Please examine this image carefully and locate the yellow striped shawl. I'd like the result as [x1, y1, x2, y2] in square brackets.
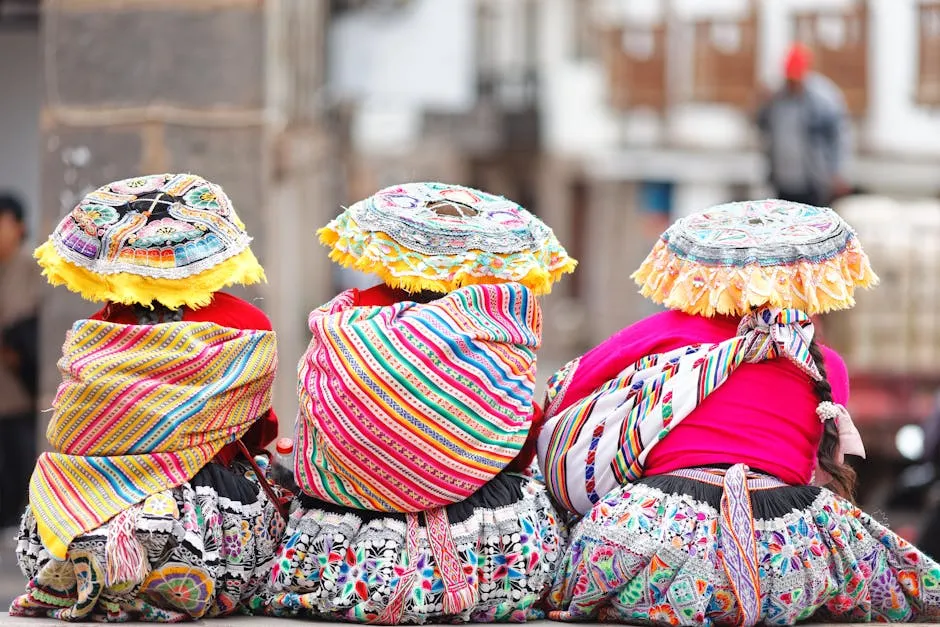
[30, 320, 277, 560]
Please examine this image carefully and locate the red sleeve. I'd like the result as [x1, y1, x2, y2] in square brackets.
[182, 292, 273, 331]
[355, 284, 413, 307]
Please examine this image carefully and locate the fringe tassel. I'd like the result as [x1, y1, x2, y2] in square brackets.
[105, 505, 150, 588]
[374, 513, 422, 625]
[35, 241, 266, 310]
[631, 236, 878, 317]
[424, 507, 478, 615]
[441, 582, 477, 615]
[318, 222, 577, 297]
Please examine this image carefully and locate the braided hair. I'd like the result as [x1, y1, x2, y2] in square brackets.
[408, 290, 447, 304]
[808, 339, 857, 502]
[132, 303, 184, 325]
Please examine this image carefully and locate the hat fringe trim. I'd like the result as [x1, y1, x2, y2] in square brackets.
[632, 237, 879, 317]
[35, 240, 266, 310]
[319, 226, 577, 296]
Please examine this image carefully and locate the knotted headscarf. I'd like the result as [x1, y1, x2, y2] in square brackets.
[537, 307, 863, 515]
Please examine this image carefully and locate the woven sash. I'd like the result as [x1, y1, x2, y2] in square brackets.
[30, 320, 277, 559]
[537, 308, 818, 515]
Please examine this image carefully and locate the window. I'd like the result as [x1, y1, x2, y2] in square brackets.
[604, 25, 667, 111]
[0, 0, 38, 29]
[918, 2, 940, 106]
[690, 14, 758, 107]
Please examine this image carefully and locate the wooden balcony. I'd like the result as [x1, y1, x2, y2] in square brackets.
[918, 2, 940, 106]
[603, 25, 667, 112]
[690, 12, 758, 107]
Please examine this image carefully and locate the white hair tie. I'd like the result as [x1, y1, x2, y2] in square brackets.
[816, 401, 866, 460]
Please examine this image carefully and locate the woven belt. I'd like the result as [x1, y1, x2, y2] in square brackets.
[376, 507, 476, 624]
[667, 464, 787, 627]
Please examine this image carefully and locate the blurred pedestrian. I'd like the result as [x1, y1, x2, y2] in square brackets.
[757, 43, 852, 207]
[0, 193, 40, 528]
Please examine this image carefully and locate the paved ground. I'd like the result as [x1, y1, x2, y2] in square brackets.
[0, 616, 303, 625]
[0, 617, 929, 626]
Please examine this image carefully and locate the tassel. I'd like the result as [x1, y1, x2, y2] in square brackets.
[424, 507, 478, 615]
[441, 582, 477, 615]
[105, 505, 150, 589]
[374, 513, 421, 625]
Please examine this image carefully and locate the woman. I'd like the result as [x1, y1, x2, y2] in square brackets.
[538, 199, 940, 624]
[252, 182, 575, 623]
[11, 173, 285, 622]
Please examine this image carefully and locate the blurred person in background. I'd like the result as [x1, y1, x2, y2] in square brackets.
[0, 193, 40, 529]
[757, 43, 851, 207]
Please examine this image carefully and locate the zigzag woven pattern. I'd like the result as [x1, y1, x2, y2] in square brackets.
[296, 283, 541, 512]
[537, 307, 817, 515]
[30, 319, 277, 560]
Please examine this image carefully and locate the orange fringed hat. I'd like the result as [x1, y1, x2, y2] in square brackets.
[632, 199, 878, 317]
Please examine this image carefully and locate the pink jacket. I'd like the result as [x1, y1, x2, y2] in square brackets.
[555, 310, 850, 485]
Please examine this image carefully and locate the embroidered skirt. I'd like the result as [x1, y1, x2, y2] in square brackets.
[11, 462, 285, 622]
[549, 464, 940, 625]
[250, 471, 567, 623]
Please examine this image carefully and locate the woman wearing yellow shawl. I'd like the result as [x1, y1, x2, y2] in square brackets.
[11, 174, 284, 622]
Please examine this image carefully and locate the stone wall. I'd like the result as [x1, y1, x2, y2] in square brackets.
[37, 0, 336, 437]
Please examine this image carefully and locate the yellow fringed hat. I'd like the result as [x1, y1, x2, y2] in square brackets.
[318, 182, 576, 295]
[632, 199, 878, 317]
[35, 173, 265, 310]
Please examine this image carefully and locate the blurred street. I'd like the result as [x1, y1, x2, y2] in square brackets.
[1, 528, 20, 610]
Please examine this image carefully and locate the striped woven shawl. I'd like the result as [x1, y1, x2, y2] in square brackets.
[537, 308, 820, 515]
[30, 320, 277, 560]
[296, 283, 541, 512]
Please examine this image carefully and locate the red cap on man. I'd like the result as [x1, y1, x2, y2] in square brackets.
[784, 43, 813, 81]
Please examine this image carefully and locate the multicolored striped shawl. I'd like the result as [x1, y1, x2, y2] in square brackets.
[296, 283, 541, 512]
[30, 320, 277, 560]
[537, 308, 820, 515]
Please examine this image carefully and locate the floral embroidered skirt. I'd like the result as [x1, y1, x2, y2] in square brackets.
[250, 471, 567, 623]
[11, 462, 285, 622]
[549, 466, 940, 625]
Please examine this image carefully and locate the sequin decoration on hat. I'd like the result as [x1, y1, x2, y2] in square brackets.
[35, 173, 265, 309]
[632, 199, 878, 317]
[318, 181, 576, 295]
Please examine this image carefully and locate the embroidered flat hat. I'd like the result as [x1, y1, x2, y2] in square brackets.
[35, 173, 265, 309]
[318, 181, 576, 295]
[632, 199, 878, 317]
